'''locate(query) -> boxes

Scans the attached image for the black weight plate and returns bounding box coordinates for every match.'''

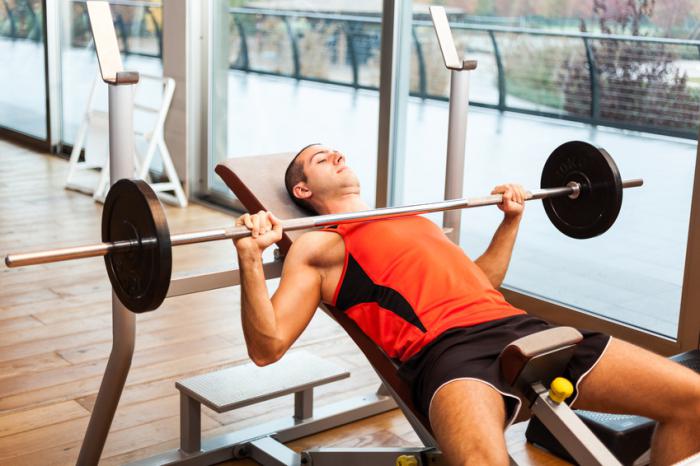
[541,141,623,239]
[102,179,171,312]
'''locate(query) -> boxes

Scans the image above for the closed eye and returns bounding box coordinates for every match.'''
[310,150,329,164]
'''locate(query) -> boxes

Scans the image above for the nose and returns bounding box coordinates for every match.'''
[333,151,344,165]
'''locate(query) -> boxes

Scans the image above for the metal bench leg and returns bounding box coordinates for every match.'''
[247,437,301,466]
[530,383,621,466]
[302,447,443,466]
[294,388,313,420]
[180,392,202,453]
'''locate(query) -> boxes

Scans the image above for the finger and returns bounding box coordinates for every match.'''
[256,213,266,236]
[503,186,513,202]
[262,215,272,235]
[257,211,270,235]
[269,212,283,232]
[511,185,518,202]
[251,214,260,237]
[243,214,253,230]
[266,214,281,240]
[256,212,267,235]
[491,185,507,195]
[512,185,522,204]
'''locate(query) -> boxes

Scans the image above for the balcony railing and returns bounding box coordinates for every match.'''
[2,1,699,139]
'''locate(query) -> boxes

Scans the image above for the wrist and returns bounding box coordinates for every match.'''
[236,245,263,263]
[503,212,523,223]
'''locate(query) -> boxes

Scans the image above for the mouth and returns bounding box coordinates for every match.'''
[336,167,347,174]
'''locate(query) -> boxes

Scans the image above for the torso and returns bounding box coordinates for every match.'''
[298,216,526,361]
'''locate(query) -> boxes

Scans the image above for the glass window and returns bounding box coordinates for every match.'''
[0,0,47,138]
[209,1,383,207]
[398,0,700,338]
[60,0,163,146]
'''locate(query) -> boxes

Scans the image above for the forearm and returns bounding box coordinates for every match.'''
[475,215,522,288]
[238,248,283,364]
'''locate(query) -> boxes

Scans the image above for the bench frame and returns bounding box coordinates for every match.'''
[125,258,437,466]
[127,259,628,466]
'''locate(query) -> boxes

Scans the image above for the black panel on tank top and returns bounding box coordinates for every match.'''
[336,254,427,333]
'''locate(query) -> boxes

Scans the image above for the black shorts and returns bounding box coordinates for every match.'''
[397,314,611,427]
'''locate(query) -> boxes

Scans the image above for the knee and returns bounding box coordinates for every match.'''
[663,380,700,424]
[459,447,509,466]
[443,442,509,466]
[681,393,700,424]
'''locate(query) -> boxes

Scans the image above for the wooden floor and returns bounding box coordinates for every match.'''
[0,139,567,465]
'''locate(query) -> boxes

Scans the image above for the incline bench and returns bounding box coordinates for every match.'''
[132,152,666,466]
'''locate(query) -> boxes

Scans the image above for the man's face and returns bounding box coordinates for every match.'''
[294,144,360,201]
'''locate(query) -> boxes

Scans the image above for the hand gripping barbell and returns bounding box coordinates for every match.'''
[4,141,643,313]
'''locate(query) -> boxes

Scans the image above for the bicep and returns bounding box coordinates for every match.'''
[270,248,322,348]
[474,255,500,288]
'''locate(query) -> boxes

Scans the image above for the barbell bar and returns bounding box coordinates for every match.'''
[3,140,644,313]
[4,179,641,269]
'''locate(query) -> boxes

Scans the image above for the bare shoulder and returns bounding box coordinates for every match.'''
[286,230,344,268]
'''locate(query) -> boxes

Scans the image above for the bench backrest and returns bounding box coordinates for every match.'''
[215,154,438,447]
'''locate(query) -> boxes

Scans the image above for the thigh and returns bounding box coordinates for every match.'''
[429,379,509,466]
[573,338,700,422]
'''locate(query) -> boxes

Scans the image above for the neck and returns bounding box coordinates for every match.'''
[317,193,369,215]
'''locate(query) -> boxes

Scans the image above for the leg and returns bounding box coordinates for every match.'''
[429,379,511,466]
[573,338,700,465]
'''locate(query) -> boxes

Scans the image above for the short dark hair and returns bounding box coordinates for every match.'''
[284,143,321,215]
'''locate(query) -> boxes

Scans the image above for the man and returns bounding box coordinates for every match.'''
[233,143,700,466]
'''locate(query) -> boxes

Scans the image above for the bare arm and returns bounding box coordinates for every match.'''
[235,212,321,366]
[474,215,522,288]
[474,184,525,288]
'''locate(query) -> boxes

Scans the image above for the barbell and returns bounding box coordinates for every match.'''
[4,140,642,313]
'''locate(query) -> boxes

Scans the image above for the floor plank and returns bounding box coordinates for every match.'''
[0,401,88,438]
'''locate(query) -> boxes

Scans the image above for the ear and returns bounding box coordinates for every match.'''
[293,182,312,200]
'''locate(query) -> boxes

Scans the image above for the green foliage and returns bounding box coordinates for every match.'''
[558,0,700,131]
[496,0,700,134]
[507,78,563,110]
[474,0,495,16]
[503,43,568,110]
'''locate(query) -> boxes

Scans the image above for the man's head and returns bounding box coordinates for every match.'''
[284,143,360,215]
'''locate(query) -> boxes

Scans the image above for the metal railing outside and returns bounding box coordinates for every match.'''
[2,2,699,139]
[224,7,700,139]
[0,1,163,56]
[63,0,162,58]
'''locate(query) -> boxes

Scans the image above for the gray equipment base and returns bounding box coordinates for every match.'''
[129,350,398,465]
[176,350,349,452]
[129,392,397,466]
[302,447,445,466]
[176,350,349,414]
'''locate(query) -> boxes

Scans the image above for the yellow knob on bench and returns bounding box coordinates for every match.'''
[549,377,574,404]
[397,454,418,466]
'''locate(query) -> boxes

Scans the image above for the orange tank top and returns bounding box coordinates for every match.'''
[324,216,526,362]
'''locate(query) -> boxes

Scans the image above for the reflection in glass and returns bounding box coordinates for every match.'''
[400,0,699,338]
[210,2,384,206]
[0,0,46,138]
[60,0,163,145]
